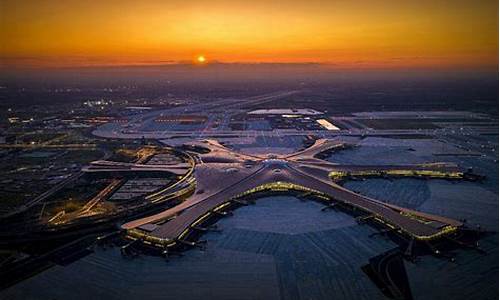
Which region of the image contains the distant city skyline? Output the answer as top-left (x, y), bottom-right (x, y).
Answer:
top-left (0, 0), bottom-right (498, 69)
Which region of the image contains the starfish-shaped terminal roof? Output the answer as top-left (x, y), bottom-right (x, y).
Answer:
top-left (121, 138), bottom-right (467, 249)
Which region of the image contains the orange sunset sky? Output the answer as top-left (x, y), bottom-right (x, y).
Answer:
top-left (0, 0), bottom-right (498, 69)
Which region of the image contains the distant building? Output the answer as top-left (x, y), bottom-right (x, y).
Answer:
top-left (155, 115), bottom-right (208, 124)
top-left (0, 135), bottom-right (16, 144)
top-left (248, 108), bottom-right (323, 115)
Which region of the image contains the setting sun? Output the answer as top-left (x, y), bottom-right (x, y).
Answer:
top-left (197, 55), bottom-right (206, 63)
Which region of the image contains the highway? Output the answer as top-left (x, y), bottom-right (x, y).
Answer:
top-left (0, 147), bottom-right (112, 220)
top-left (0, 172), bottom-right (85, 219)
top-left (78, 179), bottom-right (123, 216)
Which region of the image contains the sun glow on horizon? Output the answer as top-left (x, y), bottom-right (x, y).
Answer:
top-left (197, 55), bottom-right (206, 64)
top-left (0, 0), bottom-right (497, 69)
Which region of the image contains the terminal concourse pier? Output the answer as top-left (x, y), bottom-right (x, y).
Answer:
top-left (118, 138), bottom-right (481, 257)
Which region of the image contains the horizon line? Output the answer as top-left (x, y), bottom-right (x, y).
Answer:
top-left (1, 59), bottom-right (498, 73)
